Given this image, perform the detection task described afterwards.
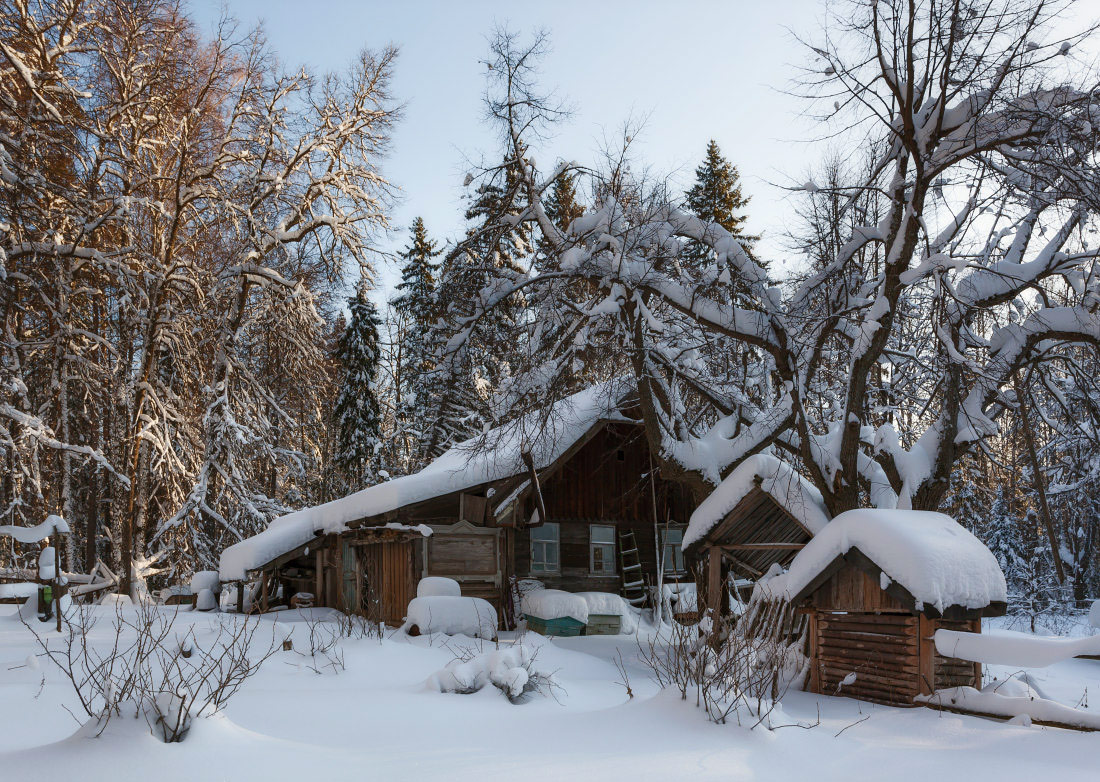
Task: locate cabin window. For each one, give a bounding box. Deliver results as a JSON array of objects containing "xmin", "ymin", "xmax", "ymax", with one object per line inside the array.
[
  {"xmin": 589, "ymin": 524, "xmax": 616, "ymax": 575},
  {"xmin": 530, "ymin": 522, "xmax": 560, "ymax": 574},
  {"xmin": 660, "ymin": 526, "xmax": 685, "ymax": 575}
]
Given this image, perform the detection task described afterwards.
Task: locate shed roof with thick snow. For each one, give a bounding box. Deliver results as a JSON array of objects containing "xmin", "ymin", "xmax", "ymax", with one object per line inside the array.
[
  {"xmin": 757, "ymin": 509, "xmax": 1008, "ymax": 617},
  {"xmin": 682, "ymin": 454, "xmax": 830, "ymax": 576},
  {"xmin": 220, "ymin": 382, "xmax": 630, "ymax": 581}
]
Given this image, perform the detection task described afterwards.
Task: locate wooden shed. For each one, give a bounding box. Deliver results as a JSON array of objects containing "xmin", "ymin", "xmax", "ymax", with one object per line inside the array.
[
  {"xmin": 681, "ymin": 454, "xmax": 831, "ymax": 616},
  {"xmin": 227, "ymin": 523, "xmax": 429, "ymax": 625},
  {"xmin": 764, "ymin": 509, "xmax": 1008, "ymax": 707}
]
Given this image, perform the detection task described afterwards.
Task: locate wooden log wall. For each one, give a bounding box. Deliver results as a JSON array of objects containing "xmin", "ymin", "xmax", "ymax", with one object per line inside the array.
[
  {"xmin": 813, "ymin": 611, "xmax": 921, "ymax": 706},
  {"xmin": 933, "ymin": 618, "xmax": 982, "ymax": 690}
]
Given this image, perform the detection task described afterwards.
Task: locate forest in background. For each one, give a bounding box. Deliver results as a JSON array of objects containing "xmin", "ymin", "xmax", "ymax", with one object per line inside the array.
[{"xmin": 2, "ymin": 0, "xmax": 1099, "ymax": 620}]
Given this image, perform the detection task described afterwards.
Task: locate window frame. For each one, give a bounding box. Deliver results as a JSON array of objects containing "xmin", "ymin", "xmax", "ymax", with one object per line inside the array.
[
  {"xmin": 589, "ymin": 524, "xmax": 617, "ymax": 576},
  {"xmin": 530, "ymin": 522, "xmax": 560, "ymax": 575},
  {"xmin": 660, "ymin": 525, "xmax": 686, "ymax": 575}
]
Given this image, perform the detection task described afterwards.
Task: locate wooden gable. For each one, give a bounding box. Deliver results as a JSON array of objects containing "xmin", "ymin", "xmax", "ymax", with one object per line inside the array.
[{"xmin": 694, "ymin": 483, "xmax": 815, "ymax": 577}]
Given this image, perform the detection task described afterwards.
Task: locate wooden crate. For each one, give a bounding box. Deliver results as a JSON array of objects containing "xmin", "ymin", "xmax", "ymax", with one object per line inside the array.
[
  {"xmin": 525, "ymin": 614, "xmax": 585, "ymax": 637},
  {"xmin": 585, "ymin": 613, "xmax": 622, "ymax": 635}
]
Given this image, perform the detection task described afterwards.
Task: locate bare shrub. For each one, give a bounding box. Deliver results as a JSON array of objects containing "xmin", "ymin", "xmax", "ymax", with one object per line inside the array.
[
  {"xmin": 25, "ymin": 600, "xmax": 279, "ymax": 741},
  {"xmin": 636, "ymin": 599, "xmax": 812, "ymax": 729}
]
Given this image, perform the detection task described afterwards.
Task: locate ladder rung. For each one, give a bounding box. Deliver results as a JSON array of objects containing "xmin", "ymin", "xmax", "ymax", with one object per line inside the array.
[
  {"xmin": 622, "ymin": 563, "xmax": 641, "ymax": 571},
  {"xmin": 621, "ymin": 548, "xmax": 638, "ymax": 556},
  {"xmin": 623, "ymin": 580, "xmax": 644, "ymax": 589}
]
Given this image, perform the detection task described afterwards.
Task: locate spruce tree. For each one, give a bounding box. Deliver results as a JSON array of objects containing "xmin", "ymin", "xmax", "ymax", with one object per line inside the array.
[
  {"xmin": 421, "ymin": 156, "xmax": 532, "ymax": 458},
  {"xmin": 333, "ymin": 280, "xmax": 383, "ymax": 488},
  {"xmin": 538, "ymin": 169, "xmax": 584, "ymax": 260},
  {"xmin": 391, "ymin": 218, "xmax": 440, "ymax": 467},
  {"xmin": 393, "ymin": 217, "xmax": 439, "ymax": 334},
  {"xmin": 684, "ymin": 140, "xmax": 758, "ymax": 267}
]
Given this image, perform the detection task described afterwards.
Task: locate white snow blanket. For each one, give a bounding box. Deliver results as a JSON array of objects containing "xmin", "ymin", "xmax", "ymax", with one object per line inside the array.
[
  {"xmin": 0, "ymin": 582, "xmax": 37, "ymax": 600},
  {"xmin": 918, "ymin": 681, "xmax": 1100, "ymax": 730},
  {"xmin": 428, "ymin": 644, "xmax": 542, "ymax": 699},
  {"xmin": 574, "ymin": 592, "xmax": 637, "ymax": 633},
  {"xmin": 0, "ymin": 515, "xmax": 70, "ymax": 544},
  {"xmin": 521, "ymin": 589, "xmax": 589, "ymax": 624},
  {"xmin": 757, "ymin": 510, "xmax": 1006, "ymax": 614},
  {"xmin": 37, "ymin": 547, "xmax": 56, "ymax": 581},
  {"xmin": 194, "ymin": 589, "xmax": 217, "ymax": 611},
  {"xmin": 190, "ymin": 571, "xmax": 219, "ymax": 594},
  {"xmin": 684, "ymin": 454, "xmax": 829, "ymax": 549},
  {"xmin": 405, "ymin": 596, "xmax": 498, "ymax": 638},
  {"xmin": 1090, "ymin": 599, "xmax": 1100, "ymax": 629},
  {"xmin": 221, "ymin": 382, "xmax": 627, "ymax": 581},
  {"xmin": 417, "ymin": 577, "xmax": 461, "ymax": 598},
  {"xmin": 935, "ymin": 627, "xmax": 1100, "ymax": 667}
]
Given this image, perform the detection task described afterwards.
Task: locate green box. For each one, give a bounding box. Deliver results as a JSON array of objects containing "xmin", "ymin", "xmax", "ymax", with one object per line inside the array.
[{"xmin": 524, "ymin": 614, "xmax": 585, "ymax": 637}]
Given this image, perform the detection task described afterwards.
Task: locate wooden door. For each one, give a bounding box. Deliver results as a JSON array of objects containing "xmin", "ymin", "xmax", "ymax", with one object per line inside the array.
[{"xmin": 360, "ymin": 540, "xmax": 416, "ymax": 626}]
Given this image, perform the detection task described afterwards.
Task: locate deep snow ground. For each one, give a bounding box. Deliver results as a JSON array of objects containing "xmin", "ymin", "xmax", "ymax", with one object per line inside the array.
[{"xmin": 0, "ymin": 605, "xmax": 1097, "ymax": 782}]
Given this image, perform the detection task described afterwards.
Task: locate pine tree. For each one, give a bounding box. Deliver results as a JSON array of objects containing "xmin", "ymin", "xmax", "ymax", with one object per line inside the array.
[
  {"xmin": 333, "ymin": 281, "xmax": 383, "ymax": 488},
  {"xmin": 684, "ymin": 140, "xmax": 758, "ymax": 267}
]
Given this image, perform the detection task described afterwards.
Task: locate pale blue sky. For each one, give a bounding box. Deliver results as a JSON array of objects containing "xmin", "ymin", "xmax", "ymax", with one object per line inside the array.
[{"xmin": 190, "ymin": 0, "xmax": 830, "ymax": 296}]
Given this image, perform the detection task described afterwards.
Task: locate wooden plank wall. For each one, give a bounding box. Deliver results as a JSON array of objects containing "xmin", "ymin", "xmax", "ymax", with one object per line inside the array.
[
  {"xmin": 359, "ymin": 540, "xmax": 416, "ymax": 626},
  {"xmin": 515, "ymin": 424, "xmax": 693, "ymax": 593},
  {"xmin": 812, "ymin": 564, "xmax": 906, "ymax": 613}
]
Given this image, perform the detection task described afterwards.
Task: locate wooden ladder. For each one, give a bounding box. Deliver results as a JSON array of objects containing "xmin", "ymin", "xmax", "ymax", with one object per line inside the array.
[{"xmin": 618, "ymin": 529, "xmax": 647, "ymax": 606}]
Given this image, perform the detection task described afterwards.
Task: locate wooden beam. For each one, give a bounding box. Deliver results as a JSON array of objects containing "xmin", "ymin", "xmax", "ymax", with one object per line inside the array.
[
  {"xmin": 521, "ymin": 450, "xmax": 547, "ymax": 529},
  {"xmin": 708, "ymin": 546, "xmax": 722, "ymax": 617},
  {"xmin": 723, "ymin": 543, "xmax": 807, "ymax": 551}
]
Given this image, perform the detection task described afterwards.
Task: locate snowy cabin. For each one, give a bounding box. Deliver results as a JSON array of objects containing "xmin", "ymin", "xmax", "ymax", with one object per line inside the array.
[
  {"xmin": 219, "ymin": 384, "xmax": 694, "ymax": 625},
  {"xmin": 681, "ymin": 454, "xmax": 831, "ymax": 615},
  {"xmin": 759, "ymin": 509, "xmax": 1008, "ymax": 706}
]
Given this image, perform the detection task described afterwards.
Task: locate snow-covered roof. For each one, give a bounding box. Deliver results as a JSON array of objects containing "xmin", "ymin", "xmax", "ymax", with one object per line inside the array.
[
  {"xmin": 758, "ymin": 509, "xmax": 1007, "ymax": 615},
  {"xmin": 683, "ymin": 454, "xmax": 830, "ymax": 550},
  {"xmin": 220, "ymin": 382, "xmax": 629, "ymax": 581}
]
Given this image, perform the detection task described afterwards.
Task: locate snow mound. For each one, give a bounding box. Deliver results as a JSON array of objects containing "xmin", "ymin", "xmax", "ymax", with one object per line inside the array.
[
  {"xmin": 195, "ymin": 589, "xmax": 217, "ymax": 611},
  {"xmin": 684, "ymin": 454, "xmax": 829, "ymax": 549},
  {"xmin": 918, "ymin": 685, "xmax": 1100, "ymax": 730},
  {"xmin": 405, "ymin": 596, "xmax": 497, "ymax": 638},
  {"xmin": 521, "ymin": 589, "xmax": 589, "ymax": 624},
  {"xmin": 220, "ymin": 382, "xmax": 628, "ymax": 581},
  {"xmin": 417, "ymin": 577, "xmax": 461, "ymax": 598},
  {"xmin": 759, "ymin": 509, "xmax": 1006, "ymax": 614},
  {"xmin": 190, "ymin": 571, "xmax": 219, "ymax": 595},
  {"xmin": 574, "ymin": 592, "xmax": 637, "ymax": 633},
  {"xmin": 1090, "ymin": 599, "xmax": 1100, "ymax": 629}
]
